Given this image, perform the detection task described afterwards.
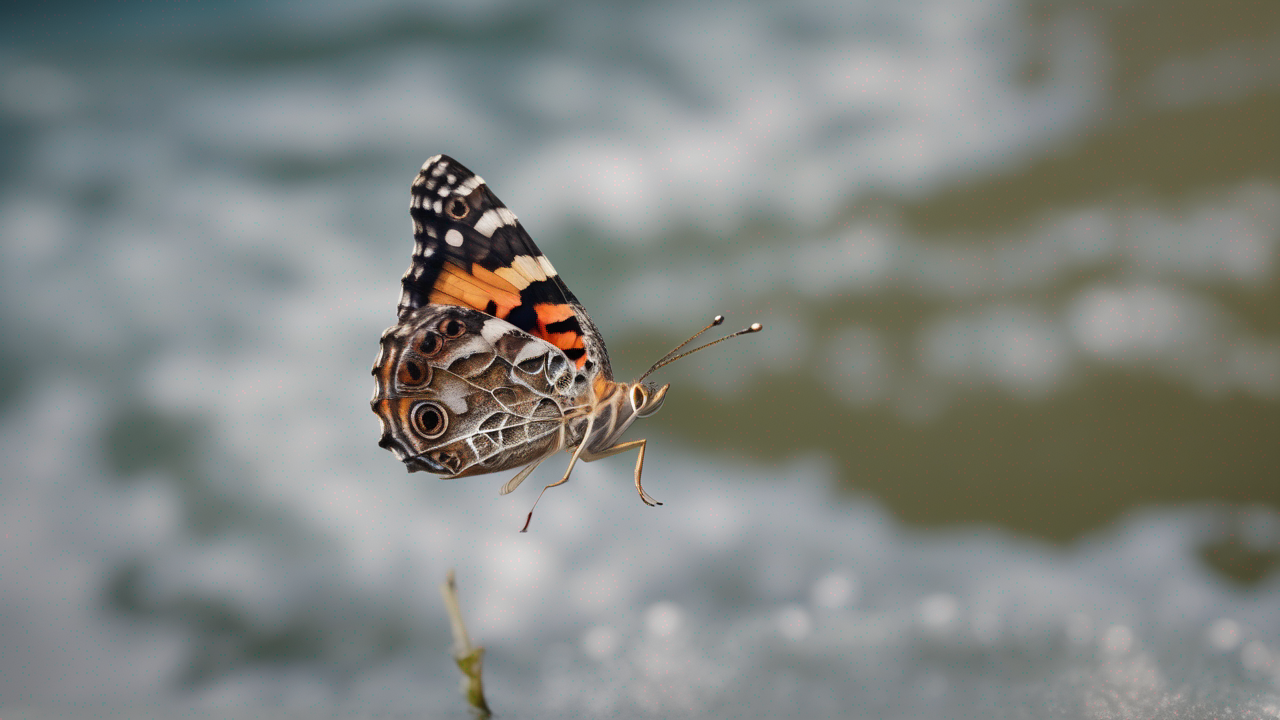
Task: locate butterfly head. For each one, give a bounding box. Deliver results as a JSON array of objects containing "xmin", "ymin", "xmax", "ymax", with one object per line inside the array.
[{"xmin": 628, "ymin": 381, "xmax": 670, "ymax": 419}]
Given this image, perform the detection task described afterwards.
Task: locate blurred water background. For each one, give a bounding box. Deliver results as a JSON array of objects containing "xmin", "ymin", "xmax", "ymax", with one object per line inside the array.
[{"xmin": 2, "ymin": 0, "xmax": 1278, "ymax": 717}]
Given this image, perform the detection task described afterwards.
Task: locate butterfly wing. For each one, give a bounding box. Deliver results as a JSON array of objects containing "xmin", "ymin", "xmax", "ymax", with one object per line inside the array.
[
  {"xmin": 398, "ymin": 154, "xmax": 612, "ymax": 381},
  {"xmin": 371, "ymin": 304, "xmax": 592, "ymax": 478}
]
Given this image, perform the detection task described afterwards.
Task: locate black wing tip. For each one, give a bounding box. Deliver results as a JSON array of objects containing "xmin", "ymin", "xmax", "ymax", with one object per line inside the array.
[{"xmin": 421, "ymin": 153, "xmax": 472, "ymax": 175}]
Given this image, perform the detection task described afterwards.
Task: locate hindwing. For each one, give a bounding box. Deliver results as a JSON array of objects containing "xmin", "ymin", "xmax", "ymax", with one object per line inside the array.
[{"xmin": 371, "ymin": 305, "xmax": 591, "ymax": 478}]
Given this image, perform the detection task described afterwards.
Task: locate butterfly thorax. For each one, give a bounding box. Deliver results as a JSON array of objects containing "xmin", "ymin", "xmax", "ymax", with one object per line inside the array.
[{"xmin": 572, "ymin": 378, "xmax": 668, "ymax": 458}]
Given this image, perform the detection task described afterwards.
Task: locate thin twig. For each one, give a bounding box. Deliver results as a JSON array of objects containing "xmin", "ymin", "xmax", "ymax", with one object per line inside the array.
[{"xmin": 440, "ymin": 569, "xmax": 492, "ymax": 718}]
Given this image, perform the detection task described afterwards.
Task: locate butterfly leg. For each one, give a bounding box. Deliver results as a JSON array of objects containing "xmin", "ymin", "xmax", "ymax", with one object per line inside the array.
[
  {"xmin": 520, "ymin": 420, "xmax": 593, "ymax": 533},
  {"xmin": 500, "ymin": 458, "xmax": 545, "ymax": 496},
  {"xmin": 585, "ymin": 439, "xmax": 662, "ymax": 507}
]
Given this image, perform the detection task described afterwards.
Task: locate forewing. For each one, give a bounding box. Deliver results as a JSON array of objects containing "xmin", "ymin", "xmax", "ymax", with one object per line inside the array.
[{"xmin": 398, "ymin": 154, "xmax": 612, "ymax": 380}]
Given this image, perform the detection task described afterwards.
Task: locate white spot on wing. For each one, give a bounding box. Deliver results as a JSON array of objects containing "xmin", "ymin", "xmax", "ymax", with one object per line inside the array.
[
  {"xmin": 480, "ymin": 318, "xmax": 510, "ymax": 344},
  {"xmin": 445, "ymin": 229, "xmax": 464, "ymax": 247},
  {"xmin": 457, "ymin": 175, "xmax": 484, "ymax": 195},
  {"xmin": 446, "ymin": 174, "xmax": 456, "ymax": 183},
  {"xmin": 430, "ymin": 160, "xmax": 447, "ymax": 177},
  {"xmin": 437, "ymin": 185, "xmax": 450, "ymax": 197},
  {"xmin": 474, "ymin": 209, "xmax": 502, "ymax": 238},
  {"xmin": 495, "ymin": 266, "xmax": 531, "ymax": 290},
  {"xmin": 423, "ymin": 246, "xmax": 434, "ymax": 257},
  {"xmin": 497, "ymin": 207, "xmax": 517, "ymax": 225},
  {"xmin": 536, "ymin": 255, "xmax": 558, "ymax": 277},
  {"xmin": 513, "ymin": 341, "xmax": 548, "ymax": 366},
  {"xmin": 513, "ymin": 254, "xmax": 548, "ymax": 282},
  {"xmin": 423, "ymin": 154, "xmax": 442, "ymax": 169}
]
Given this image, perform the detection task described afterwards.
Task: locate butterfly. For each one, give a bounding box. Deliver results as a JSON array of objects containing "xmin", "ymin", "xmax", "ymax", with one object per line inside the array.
[{"xmin": 371, "ymin": 155, "xmax": 761, "ymax": 531}]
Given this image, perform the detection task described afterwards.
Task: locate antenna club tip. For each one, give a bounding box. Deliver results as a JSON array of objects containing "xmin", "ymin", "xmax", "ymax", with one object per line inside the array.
[
  {"xmin": 748, "ymin": 322, "xmax": 763, "ymax": 332},
  {"xmin": 712, "ymin": 315, "xmax": 725, "ymax": 325}
]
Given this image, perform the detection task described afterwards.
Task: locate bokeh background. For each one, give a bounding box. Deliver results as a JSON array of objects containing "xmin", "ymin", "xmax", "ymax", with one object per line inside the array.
[{"xmin": 2, "ymin": 0, "xmax": 1278, "ymax": 717}]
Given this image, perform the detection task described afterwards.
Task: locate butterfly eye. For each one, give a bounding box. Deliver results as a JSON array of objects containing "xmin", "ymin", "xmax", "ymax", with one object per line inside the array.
[
  {"xmin": 411, "ymin": 401, "xmax": 449, "ymax": 439},
  {"xmin": 419, "ymin": 332, "xmax": 443, "ymax": 356},
  {"xmin": 446, "ymin": 197, "xmax": 470, "ymax": 220},
  {"xmin": 440, "ymin": 318, "xmax": 466, "ymax": 338}
]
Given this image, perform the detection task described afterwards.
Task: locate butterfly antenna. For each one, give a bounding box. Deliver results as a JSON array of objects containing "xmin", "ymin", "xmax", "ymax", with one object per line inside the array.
[
  {"xmin": 638, "ymin": 317, "xmax": 763, "ymax": 382},
  {"xmin": 641, "ymin": 315, "xmax": 724, "ymax": 376}
]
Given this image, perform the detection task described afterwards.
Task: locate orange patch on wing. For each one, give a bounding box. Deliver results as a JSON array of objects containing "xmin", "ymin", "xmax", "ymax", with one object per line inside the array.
[
  {"xmin": 434, "ymin": 262, "xmax": 522, "ymax": 315},
  {"xmin": 533, "ymin": 302, "xmax": 575, "ymax": 325},
  {"xmin": 533, "ymin": 302, "xmax": 588, "ymax": 368},
  {"xmin": 468, "ymin": 264, "xmax": 522, "ymax": 296},
  {"xmin": 428, "ymin": 289, "xmax": 469, "ymax": 307}
]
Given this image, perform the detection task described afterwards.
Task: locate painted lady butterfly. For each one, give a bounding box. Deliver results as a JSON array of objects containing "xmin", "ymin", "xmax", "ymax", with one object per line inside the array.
[{"xmin": 371, "ymin": 155, "xmax": 761, "ymax": 531}]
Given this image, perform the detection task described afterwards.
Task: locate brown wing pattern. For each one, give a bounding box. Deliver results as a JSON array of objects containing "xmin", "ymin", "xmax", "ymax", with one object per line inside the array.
[
  {"xmin": 397, "ymin": 154, "xmax": 612, "ymax": 380},
  {"xmin": 371, "ymin": 305, "xmax": 592, "ymax": 478}
]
